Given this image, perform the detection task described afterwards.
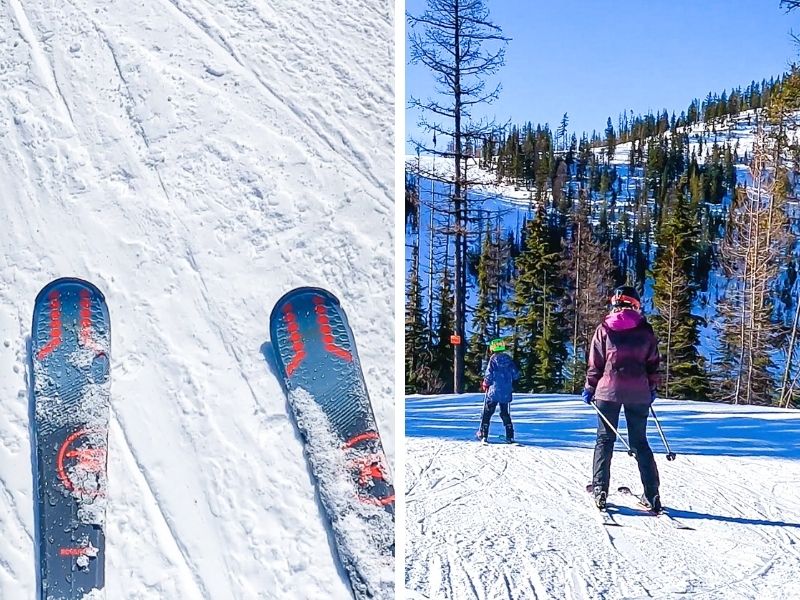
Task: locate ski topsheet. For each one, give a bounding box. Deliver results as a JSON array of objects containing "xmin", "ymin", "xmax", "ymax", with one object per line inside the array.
[
  {"xmin": 31, "ymin": 278, "xmax": 110, "ymax": 600},
  {"xmin": 269, "ymin": 287, "xmax": 394, "ymax": 599}
]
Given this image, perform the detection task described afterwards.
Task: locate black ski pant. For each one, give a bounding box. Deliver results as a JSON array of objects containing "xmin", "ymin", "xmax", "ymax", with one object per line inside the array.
[
  {"xmin": 479, "ymin": 399, "xmax": 513, "ymax": 439},
  {"xmin": 592, "ymin": 401, "xmax": 659, "ymax": 498}
]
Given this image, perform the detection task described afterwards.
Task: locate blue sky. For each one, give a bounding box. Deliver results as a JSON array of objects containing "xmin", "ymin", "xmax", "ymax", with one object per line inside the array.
[{"xmin": 406, "ymin": 0, "xmax": 798, "ymax": 149}]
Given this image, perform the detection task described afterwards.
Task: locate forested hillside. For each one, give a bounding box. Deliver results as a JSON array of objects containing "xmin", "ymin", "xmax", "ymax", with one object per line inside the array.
[{"xmin": 406, "ymin": 71, "xmax": 800, "ymax": 408}]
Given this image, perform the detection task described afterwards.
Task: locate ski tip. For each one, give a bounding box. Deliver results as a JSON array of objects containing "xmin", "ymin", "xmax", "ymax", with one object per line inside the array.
[
  {"xmin": 34, "ymin": 278, "xmax": 106, "ymax": 305},
  {"xmin": 269, "ymin": 287, "xmax": 341, "ymax": 321}
]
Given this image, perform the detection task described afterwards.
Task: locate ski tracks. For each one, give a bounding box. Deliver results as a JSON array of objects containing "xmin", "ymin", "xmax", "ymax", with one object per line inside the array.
[
  {"xmin": 406, "ymin": 432, "xmax": 800, "ymax": 600},
  {"xmin": 5, "ymin": 0, "xmax": 75, "ymax": 129},
  {"xmin": 0, "ymin": 308, "xmax": 37, "ymax": 598},
  {"xmin": 0, "ymin": 0, "xmax": 393, "ymax": 597},
  {"xmin": 107, "ymin": 412, "xmax": 210, "ymax": 599},
  {"xmin": 158, "ymin": 0, "xmax": 393, "ymax": 204}
]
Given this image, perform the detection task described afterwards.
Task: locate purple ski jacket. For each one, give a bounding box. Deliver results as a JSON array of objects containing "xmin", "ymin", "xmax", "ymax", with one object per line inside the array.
[
  {"xmin": 584, "ymin": 309, "xmax": 660, "ymax": 404},
  {"xmin": 483, "ymin": 352, "xmax": 520, "ymax": 404}
]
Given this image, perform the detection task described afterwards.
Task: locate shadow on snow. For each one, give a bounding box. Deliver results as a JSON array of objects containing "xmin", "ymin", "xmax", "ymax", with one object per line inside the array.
[{"xmin": 406, "ymin": 393, "xmax": 800, "ymax": 460}]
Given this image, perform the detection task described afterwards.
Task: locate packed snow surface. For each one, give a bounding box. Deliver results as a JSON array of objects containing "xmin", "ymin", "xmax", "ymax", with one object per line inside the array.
[
  {"xmin": 406, "ymin": 394, "xmax": 800, "ymax": 600},
  {"xmin": 0, "ymin": 0, "xmax": 394, "ymax": 598}
]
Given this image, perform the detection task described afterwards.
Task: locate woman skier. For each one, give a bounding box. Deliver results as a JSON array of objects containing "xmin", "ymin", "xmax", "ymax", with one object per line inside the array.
[
  {"xmin": 478, "ymin": 338, "xmax": 520, "ymax": 444},
  {"xmin": 583, "ymin": 286, "xmax": 662, "ymax": 512}
]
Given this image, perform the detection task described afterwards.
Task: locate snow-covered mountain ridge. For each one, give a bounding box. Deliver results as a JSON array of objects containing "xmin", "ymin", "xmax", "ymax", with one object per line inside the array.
[{"xmin": 405, "ymin": 108, "xmax": 793, "ymax": 204}]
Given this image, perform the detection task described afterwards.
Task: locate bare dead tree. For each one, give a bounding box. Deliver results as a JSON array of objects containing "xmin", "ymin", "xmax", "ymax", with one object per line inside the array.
[
  {"xmin": 718, "ymin": 130, "xmax": 789, "ymax": 404},
  {"xmin": 765, "ymin": 69, "xmax": 800, "ymax": 405},
  {"xmin": 408, "ymin": 0, "xmax": 508, "ymax": 393},
  {"xmin": 560, "ymin": 202, "xmax": 616, "ymax": 393}
]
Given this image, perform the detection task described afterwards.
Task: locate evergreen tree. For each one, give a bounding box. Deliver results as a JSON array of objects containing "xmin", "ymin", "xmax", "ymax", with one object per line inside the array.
[
  {"xmin": 651, "ymin": 186, "xmax": 709, "ymax": 400},
  {"xmin": 509, "ymin": 207, "xmax": 567, "ymax": 391},
  {"xmin": 534, "ymin": 126, "xmax": 552, "ymax": 204},
  {"xmin": 431, "ymin": 267, "xmax": 455, "ymax": 393},
  {"xmin": 557, "ymin": 112, "xmax": 569, "ymax": 151},
  {"xmin": 405, "ymin": 258, "xmax": 435, "ymax": 393},
  {"xmin": 466, "ymin": 224, "xmax": 509, "ymax": 388},
  {"xmin": 605, "ymin": 117, "xmax": 616, "ymax": 163},
  {"xmin": 405, "ymin": 178, "xmax": 433, "ymax": 392}
]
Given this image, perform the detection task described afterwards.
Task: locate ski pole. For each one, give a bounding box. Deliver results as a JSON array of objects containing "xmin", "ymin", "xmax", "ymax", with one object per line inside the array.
[
  {"xmin": 649, "ymin": 406, "xmax": 676, "ymax": 461},
  {"xmin": 476, "ymin": 390, "xmax": 488, "ymax": 439},
  {"xmin": 590, "ymin": 401, "xmax": 636, "ymax": 457}
]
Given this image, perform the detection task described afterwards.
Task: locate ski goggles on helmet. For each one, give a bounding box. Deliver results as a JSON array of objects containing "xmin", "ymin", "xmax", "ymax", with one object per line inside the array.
[{"xmin": 610, "ymin": 294, "xmax": 641, "ymax": 311}]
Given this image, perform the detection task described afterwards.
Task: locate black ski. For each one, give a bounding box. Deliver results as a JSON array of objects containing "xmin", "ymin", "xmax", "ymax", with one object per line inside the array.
[
  {"xmin": 497, "ymin": 436, "xmax": 521, "ymax": 446},
  {"xmin": 586, "ymin": 484, "xmax": 622, "ymax": 527},
  {"xmin": 617, "ymin": 486, "xmax": 694, "ymax": 530},
  {"xmin": 269, "ymin": 287, "xmax": 393, "ymax": 599},
  {"xmin": 31, "ymin": 278, "xmax": 111, "ymax": 600}
]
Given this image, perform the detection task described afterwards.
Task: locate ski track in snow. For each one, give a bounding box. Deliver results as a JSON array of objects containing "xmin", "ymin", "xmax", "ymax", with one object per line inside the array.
[
  {"xmin": 0, "ymin": 0, "xmax": 393, "ymax": 598},
  {"xmin": 406, "ymin": 394, "xmax": 800, "ymax": 600}
]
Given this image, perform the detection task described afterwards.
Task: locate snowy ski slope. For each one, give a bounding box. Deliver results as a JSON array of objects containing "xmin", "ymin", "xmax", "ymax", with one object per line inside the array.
[
  {"xmin": 0, "ymin": 0, "xmax": 393, "ymax": 598},
  {"xmin": 406, "ymin": 394, "xmax": 800, "ymax": 600}
]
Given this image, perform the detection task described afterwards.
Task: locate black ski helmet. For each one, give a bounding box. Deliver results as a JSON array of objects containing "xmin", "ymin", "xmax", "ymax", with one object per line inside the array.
[{"xmin": 610, "ymin": 285, "xmax": 641, "ymax": 310}]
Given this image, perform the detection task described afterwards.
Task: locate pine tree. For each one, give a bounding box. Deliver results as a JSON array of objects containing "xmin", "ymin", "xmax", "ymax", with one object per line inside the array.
[
  {"xmin": 466, "ymin": 223, "xmax": 509, "ymax": 388},
  {"xmin": 509, "ymin": 207, "xmax": 566, "ymax": 391},
  {"xmin": 431, "ymin": 267, "xmax": 455, "ymax": 393},
  {"xmin": 405, "ymin": 259, "xmax": 434, "ymax": 393},
  {"xmin": 557, "ymin": 113, "xmax": 569, "ymax": 152},
  {"xmin": 605, "ymin": 117, "xmax": 616, "ymax": 163},
  {"xmin": 651, "ymin": 185, "xmax": 709, "ymax": 400},
  {"xmin": 534, "ymin": 126, "xmax": 552, "ymax": 204}
]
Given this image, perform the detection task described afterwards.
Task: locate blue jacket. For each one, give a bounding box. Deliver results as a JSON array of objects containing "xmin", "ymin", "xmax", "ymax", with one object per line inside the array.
[{"xmin": 483, "ymin": 352, "xmax": 519, "ymax": 403}]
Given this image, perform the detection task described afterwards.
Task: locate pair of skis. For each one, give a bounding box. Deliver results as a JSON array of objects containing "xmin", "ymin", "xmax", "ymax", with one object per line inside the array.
[
  {"xmin": 31, "ymin": 280, "xmax": 393, "ymax": 600},
  {"xmin": 586, "ymin": 484, "xmax": 694, "ymax": 530}
]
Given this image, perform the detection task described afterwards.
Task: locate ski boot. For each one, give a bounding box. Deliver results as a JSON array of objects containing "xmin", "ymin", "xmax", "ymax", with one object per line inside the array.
[
  {"xmin": 640, "ymin": 492, "xmax": 662, "ymax": 514},
  {"xmin": 593, "ymin": 487, "xmax": 608, "ymax": 510},
  {"xmin": 476, "ymin": 428, "xmax": 489, "ymax": 445},
  {"xmin": 504, "ymin": 425, "xmax": 515, "ymax": 444}
]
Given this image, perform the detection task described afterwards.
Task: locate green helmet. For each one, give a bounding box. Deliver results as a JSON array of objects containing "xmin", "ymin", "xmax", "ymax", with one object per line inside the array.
[{"xmin": 489, "ymin": 338, "xmax": 506, "ymax": 353}]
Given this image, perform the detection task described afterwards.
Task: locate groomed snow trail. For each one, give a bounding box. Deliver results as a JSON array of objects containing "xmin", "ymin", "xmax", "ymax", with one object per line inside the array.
[
  {"xmin": 0, "ymin": 0, "xmax": 393, "ymax": 598},
  {"xmin": 406, "ymin": 395, "xmax": 800, "ymax": 600}
]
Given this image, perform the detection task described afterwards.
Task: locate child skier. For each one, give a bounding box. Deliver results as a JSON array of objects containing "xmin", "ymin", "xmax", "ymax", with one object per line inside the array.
[
  {"xmin": 583, "ymin": 286, "xmax": 662, "ymax": 512},
  {"xmin": 478, "ymin": 338, "xmax": 520, "ymax": 443}
]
